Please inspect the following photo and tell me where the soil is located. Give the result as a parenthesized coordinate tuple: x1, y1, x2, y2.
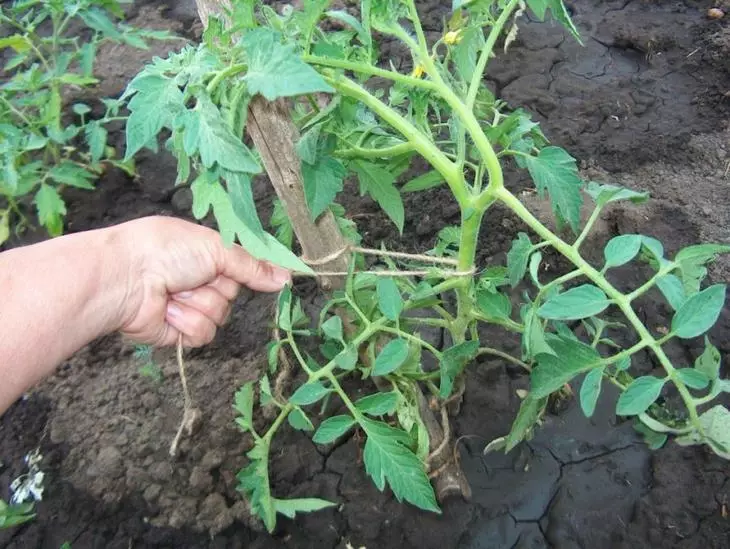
(2, 1, 730, 548)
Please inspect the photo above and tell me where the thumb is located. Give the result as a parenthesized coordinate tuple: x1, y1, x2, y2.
(220, 244, 292, 292)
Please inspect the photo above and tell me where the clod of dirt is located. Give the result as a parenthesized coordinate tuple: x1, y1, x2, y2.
(196, 493, 234, 536)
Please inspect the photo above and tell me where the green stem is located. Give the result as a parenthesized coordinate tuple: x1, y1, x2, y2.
(304, 55, 438, 92)
(573, 205, 603, 251)
(466, 0, 521, 111)
(335, 142, 414, 159)
(263, 404, 294, 443)
(377, 326, 442, 358)
(478, 347, 531, 372)
(324, 74, 467, 205)
(206, 63, 246, 95)
(496, 186, 704, 434)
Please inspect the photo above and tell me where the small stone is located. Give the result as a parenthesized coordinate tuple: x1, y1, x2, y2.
(171, 187, 193, 212)
(143, 484, 162, 502)
(148, 462, 173, 482)
(708, 7, 725, 18)
(197, 493, 233, 536)
(90, 446, 124, 479)
(189, 467, 213, 494)
(200, 449, 224, 471)
(141, 392, 160, 410)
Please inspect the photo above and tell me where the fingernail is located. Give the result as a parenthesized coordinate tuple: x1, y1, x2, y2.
(176, 291, 193, 299)
(166, 303, 182, 319)
(271, 266, 292, 286)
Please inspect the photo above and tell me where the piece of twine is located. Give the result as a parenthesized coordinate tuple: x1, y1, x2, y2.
(294, 245, 475, 278)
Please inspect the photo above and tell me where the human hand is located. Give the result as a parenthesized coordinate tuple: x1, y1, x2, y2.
(110, 216, 291, 347)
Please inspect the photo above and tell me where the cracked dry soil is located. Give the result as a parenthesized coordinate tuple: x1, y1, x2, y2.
(2, 0, 730, 548)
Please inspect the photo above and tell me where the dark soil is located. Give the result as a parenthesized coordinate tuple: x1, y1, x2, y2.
(2, 1, 730, 548)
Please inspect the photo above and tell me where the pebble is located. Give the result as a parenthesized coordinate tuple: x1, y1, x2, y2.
(708, 7, 725, 18)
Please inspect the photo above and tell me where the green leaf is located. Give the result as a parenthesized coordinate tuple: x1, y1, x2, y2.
(524, 146, 584, 231)
(80, 42, 96, 76)
(321, 315, 344, 341)
(377, 277, 403, 321)
(288, 408, 315, 431)
(675, 244, 730, 295)
(580, 367, 604, 418)
(233, 382, 255, 431)
(616, 376, 665, 416)
(604, 234, 642, 268)
(302, 155, 346, 220)
(696, 406, 730, 459)
(296, 125, 321, 165)
(585, 182, 649, 207)
(453, 26, 484, 82)
(360, 417, 440, 513)
(656, 274, 686, 311)
(538, 284, 611, 320)
(124, 75, 183, 159)
(73, 103, 92, 116)
(313, 415, 356, 444)
(402, 170, 444, 193)
(634, 421, 668, 451)
(196, 96, 261, 173)
(505, 395, 547, 452)
(226, 171, 265, 239)
(531, 336, 601, 398)
(80, 8, 123, 40)
(439, 341, 479, 398)
(476, 290, 512, 321)
(352, 160, 404, 232)
(335, 346, 358, 371)
(373, 339, 409, 376)
(85, 122, 108, 164)
(190, 175, 312, 273)
(0, 210, 9, 247)
(242, 28, 333, 100)
(671, 284, 726, 339)
(526, 0, 548, 19)
(326, 10, 369, 44)
(507, 233, 533, 287)
(273, 498, 336, 518)
(0, 34, 31, 53)
(34, 184, 66, 236)
(289, 382, 331, 406)
(48, 162, 95, 189)
(695, 338, 721, 380)
(676, 368, 709, 390)
(355, 392, 399, 416)
(277, 286, 293, 331)
(529, 251, 543, 287)
(523, 307, 555, 359)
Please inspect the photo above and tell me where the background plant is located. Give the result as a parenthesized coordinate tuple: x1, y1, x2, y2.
(0, 0, 174, 243)
(123, 0, 730, 532)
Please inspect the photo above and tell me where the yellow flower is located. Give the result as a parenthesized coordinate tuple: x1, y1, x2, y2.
(444, 30, 463, 45)
(411, 64, 425, 79)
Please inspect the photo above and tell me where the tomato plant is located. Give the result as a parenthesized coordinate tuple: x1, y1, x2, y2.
(0, 0, 174, 242)
(124, 0, 730, 532)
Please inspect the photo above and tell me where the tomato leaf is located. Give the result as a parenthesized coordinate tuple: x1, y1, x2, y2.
(313, 415, 356, 444)
(604, 234, 642, 268)
(34, 184, 66, 236)
(273, 497, 336, 518)
(524, 146, 584, 232)
(355, 392, 399, 416)
(361, 417, 440, 513)
(242, 28, 333, 99)
(616, 376, 665, 416)
(439, 341, 479, 398)
(676, 368, 709, 390)
(507, 232, 533, 287)
(580, 367, 604, 418)
(302, 155, 346, 220)
(538, 284, 611, 320)
(695, 338, 721, 380)
(351, 160, 405, 233)
(585, 182, 649, 207)
(531, 335, 601, 398)
(674, 244, 730, 295)
(373, 339, 409, 376)
(671, 284, 726, 339)
(377, 277, 403, 321)
(505, 395, 547, 452)
(656, 274, 686, 311)
(289, 382, 332, 406)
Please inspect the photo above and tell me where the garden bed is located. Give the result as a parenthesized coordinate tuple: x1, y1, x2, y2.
(1, 0, 730, 547)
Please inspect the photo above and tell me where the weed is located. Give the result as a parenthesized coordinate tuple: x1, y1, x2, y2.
(0, 0, 174, 242)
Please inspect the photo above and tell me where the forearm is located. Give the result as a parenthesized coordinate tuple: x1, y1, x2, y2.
(0, 226, 128, 413)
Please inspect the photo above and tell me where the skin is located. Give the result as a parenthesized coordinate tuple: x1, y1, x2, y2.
(0, 216, 292, 415)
